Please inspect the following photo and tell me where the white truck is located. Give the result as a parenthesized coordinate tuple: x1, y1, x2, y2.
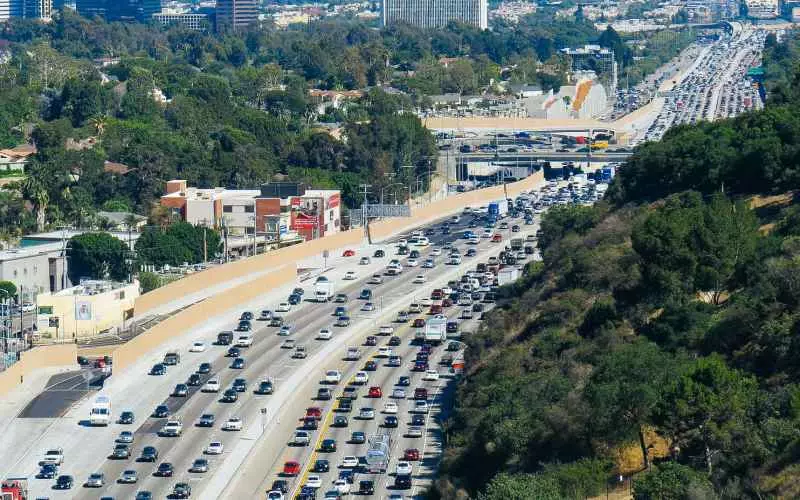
(42, 448, 64, 465)
(314, 281, 335, 302)
(424, 315, 448, 345)
(89, 395, 112, 426)
(497, 267, 520, 286)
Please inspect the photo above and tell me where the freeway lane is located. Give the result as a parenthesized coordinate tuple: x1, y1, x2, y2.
(58, 211, 489, 499)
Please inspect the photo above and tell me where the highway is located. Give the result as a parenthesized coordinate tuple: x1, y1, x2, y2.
(10, 195, 540, 499)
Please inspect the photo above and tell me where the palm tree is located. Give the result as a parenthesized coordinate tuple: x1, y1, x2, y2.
(21, 176, 48, 232)
(88, 115, 107, 136)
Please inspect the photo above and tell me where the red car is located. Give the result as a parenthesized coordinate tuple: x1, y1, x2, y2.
(283, 460, 301, 475)
(306, 407, 322, 420)
(342, 249, 356, 257)
(429, 305, 442, 315)
(414, 388, 428, 400)
(368, 386, 382, 398)
(430, 289, 443, 300)
(442, 298, 453, 308)
(412, 318, 426, 328)
(403, 448, 421, 461)
(491, 233, 502, 243)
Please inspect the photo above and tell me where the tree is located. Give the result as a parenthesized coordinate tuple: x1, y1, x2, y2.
(633, 462, 714, 500)
(21, 175, 50, 232)
(68, 232, 129, 283)
(0, 281, 17, 299)
(138, 271, 161, 293)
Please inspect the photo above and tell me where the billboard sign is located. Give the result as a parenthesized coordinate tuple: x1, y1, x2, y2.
(75, 301, 92, 321)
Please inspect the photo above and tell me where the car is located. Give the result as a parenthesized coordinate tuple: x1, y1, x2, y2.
(337, 398, 353, 412)
(412, 413, 426, 426)
(205, 442, 224, 455)
(293, 430, 311, 446)
(392, 387, 406, 399)
(314, 459, 331, 472)
(333, 478, 351, 494)
(368, 386, 383, 398)
(150, 363, 166, 376)
(119, 469, 138, 484)
(38, 463, 59, 479)
(222, 417, 243, 431)
(359, 480, 375, 495)
(395, 474, 412, 489)
(413, 318, 426, 328)
(406, 258, 419, 267)
(152, 404, 169, 418)
(189, 341, 206, 352)
(364, 336, 378, 347)
(305, 475, 323, 489)
(320, 438, 337, 452)
(388, 335, 401, 346)
(189, 457, 209, 473)
(317, 387, 332, 400)
(404, 448, 421, 461)
(278, 325, 293, 336)
(259, 309, 273, 321)
(350, 430, 367, 444)
(359, 407, 375, 419)
(412, 274, 426, 284)
(359, 256, 370, 265)
(383, 400, 398, 413)
(318, 328, 333, 340)
(306, 406, 323, 419)
(413, 400, 429, 413)
(140, 446, 159, 462)
(384, 415, 399, 428)
(387, 355, 402, 367)
(325, 370, 342, 384)
(414, 387, 428, 399)
(269, 316, 284, 327)
(54, 474, 74, 489)
(172, 483, 192, 498)
(367, 274, 383, 285)
(343, 249, 356, 257)
(187, 373, 201, 386)
(423, 370, 440, 381)
(335, 316, 351, 327)
(334, 293, 348, 303)
(198, 362, 212, 374)
(154, 462, 174, 477)
(232, 378, 247, 392)
(203, 378, 220, 393)
(293, 346, 307, 359)
(406, 426, 423, 438)
(271, 479, 289, 493)
(135, 492, 153, 500)
(255, 379, 274, 395)
(276, 302, 291, 312)
(236, 335, 253, 347)
(364, 360, 377, 371)
(283, 460, 301, 476)
(287, 293, 301, 305)
(227, 347, 241, 358)
(396, 311, 409, 322)
(341, 456, 359, 468)
(118, 410, 135, 424)
(361, 302, 375, 312)
(230, 357, 245, 369)
(333, 415, 349, 427)
(197, 413, 215, 427)
(396, 461, 413, 475)
(281, 339, 296, 349)
(398, 376, 411, 386)
(354, 371, 369, 384)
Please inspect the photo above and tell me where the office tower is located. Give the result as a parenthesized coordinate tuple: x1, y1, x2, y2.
(75, 0, 161, 21)
(381, 0, 487, 29)
(0, 0, 23, 21)
(215, 0, 258, 33)
(23, 0, 53, 19)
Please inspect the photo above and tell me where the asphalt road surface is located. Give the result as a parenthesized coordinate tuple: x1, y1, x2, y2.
(19, 369, 106, 419)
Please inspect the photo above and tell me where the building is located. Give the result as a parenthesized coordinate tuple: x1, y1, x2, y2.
(152, 12, 209, 30)
(216, 0, 258, 33)
(160, 180, 341, 244)
(561, 44, 618, 99)
(381, 0, 487, 29)
(36, 280, 139, 341)
(0, 0, 22, 21)
(745, 0, 778, 18)
(23, 0, 51, 19)
(75, 0, 161, 21)
(0, 144, 35, 175)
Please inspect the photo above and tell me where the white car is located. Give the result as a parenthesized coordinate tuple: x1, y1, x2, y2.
(325, 370, 342, 384)
(481, 229, 492, 238)
(368, 274, 384, 285)
(430, 247, 442, 256)
(406, 426, 423, 438)
(412, 275, 426, 284)
(397, 239, 407, 247)
(276, 302, 291, 312)
(306, 475, 322, 489)
(377, 346, 393, 358)
(361, 302, 375, 312)
(406, 259, 419, 267)
(396, 461, 413, 475)
(413, 401, 429, 413)
(189, 341, 206, 352)
(383, 401, 398, 414)
(392, 388, 406, 399)
(343, 271, 357, 280)
(423, 370, 439, 381)
(202, 378, 220, 393)
(205, 442, 224, 455)
(354, 371, 369, 384)
(318, 328, 333, 340)
(333, 479, 351, 494)
(359, 407, 375, 419)
(293, 430, 311, 446)
(281, 339, 296, 349)
(379, 325, 394, 335)
(419, 298, 433, 307)
(341, 456, 359, 468)
(422, 259, 435, 269)
(236, 335, 253, 347)
(222, 417, 243, 431)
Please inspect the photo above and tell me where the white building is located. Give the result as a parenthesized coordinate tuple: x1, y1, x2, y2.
(382, 0, 487, 29)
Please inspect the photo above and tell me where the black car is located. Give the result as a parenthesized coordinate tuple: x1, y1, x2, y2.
(270, 316, 284, 327)
(364, 360, 377, 371)
(359, 289, 372, 300)
(317, 387, 332, 400)
(187, 373, 202, 386)
(395, 474, 412, 489)
(337, 399, 352, 412)
(388, 336, 401, 346)
(221, 389, 238, 403)
(152, 405, 169, 418)
(409, 250, 420, 259)
(398, 376, 411, 386)
(236, 320, 252, 332)
(333, 415, 349, 427)
(197, 362, 212, 374)
(54, 475, 74, 490)
(172, 482, 191, 498)
(172, 383, 189, 397)
(135, 492, 153, 500)
(446, 321, 458, 333)
(288, 293, 302, 305)
(216, 332, 233, 345)
(38, 464, 59, 479)
(359, 480, 375, 495)
(373, 249, 385, 258)
(314, 459, 330, 472)
(240, 311, 253, 321)
(231, 357, 245, 369)
(140, 446, 158, 462)
(232, 378, 247, 392)
(383, 416, 399, 428)
(118, 411, 135, 424)
(255, 380, 274, 395)
(271, 480, 289, 493)
(226, 347, 240, 358)
(472, 303, 484, 313)
(466, 249, 477, 257)
(197, 414, 215, 427)
(412, 414, 425, 426)
(320, 438, 337, 452)
(293, 287, 305, 297)
(150, 363, 166, 376)
(154, 462, 174, 477)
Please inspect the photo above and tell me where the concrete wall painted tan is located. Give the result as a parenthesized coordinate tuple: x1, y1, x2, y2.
(115, 266, 296, 373)
(0, 344, 77, 398)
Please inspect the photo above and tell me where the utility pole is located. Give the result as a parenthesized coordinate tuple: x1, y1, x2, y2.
(360, 184, 371, 242)
(203, 227, 208, 263)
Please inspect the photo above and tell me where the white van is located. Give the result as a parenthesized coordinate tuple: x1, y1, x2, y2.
(90, 395, 112, 426)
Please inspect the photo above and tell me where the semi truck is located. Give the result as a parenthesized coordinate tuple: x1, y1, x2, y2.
(314, 281, 335, 302)
(487, 200, 508, 218)
(424, 315, 448, 345)
(510, 238, 523, 251)
(89, 395, 112, 426)
(2, 478, 28, 500)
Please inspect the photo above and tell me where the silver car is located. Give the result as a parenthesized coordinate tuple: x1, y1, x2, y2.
(190, 458, 209, 473)
(118, 469, 137, 484)
(85, 472, 104, 487)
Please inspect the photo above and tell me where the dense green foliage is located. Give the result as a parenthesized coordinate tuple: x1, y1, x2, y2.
(435, 33, 800, 500)
(135, 222, 220, 267)
(67, 232, 129, 282)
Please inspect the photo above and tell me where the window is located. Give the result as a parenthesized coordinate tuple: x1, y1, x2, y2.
(13, 270, 17, 278)
(33, 265, 37, 275)
(39, 306, 53, 315)
(223, 205, 233, 213)
(244, 205, 254, 213)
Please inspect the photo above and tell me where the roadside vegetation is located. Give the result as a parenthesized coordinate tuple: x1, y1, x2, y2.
(433, 31, 800, 500)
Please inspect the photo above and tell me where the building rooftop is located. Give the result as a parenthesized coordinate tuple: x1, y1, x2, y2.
(0, 241, 65, 262)
(52, 280, 131, 297)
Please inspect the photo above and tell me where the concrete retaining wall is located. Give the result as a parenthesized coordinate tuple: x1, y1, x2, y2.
(0, 344, 77, 398)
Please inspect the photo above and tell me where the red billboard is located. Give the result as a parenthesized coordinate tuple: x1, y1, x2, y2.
(327, 193, 340, 208)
